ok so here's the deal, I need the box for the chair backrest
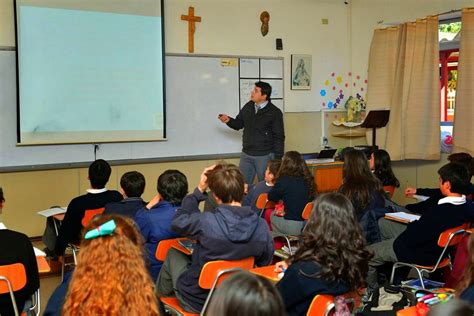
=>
[307,294,356,316]
[198,257,255,290]
[81,207,105,227]
[302,202,315,220]
[0,263,27,294]
[383,185,396,198]
[438,223,469,248]
[155,239,178,262]
[255,193,276,210]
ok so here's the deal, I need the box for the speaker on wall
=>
[276,38,283,50]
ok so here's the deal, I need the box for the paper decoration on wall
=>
[181,6,202,53]
[318,71,367,110]
[260,11,270,36]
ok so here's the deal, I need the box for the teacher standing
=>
[219,81,285,184]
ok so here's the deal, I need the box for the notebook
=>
[385,212,421,224]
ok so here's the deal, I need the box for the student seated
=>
[0,187,40,316]
[275,193,371,316]
[370,149,400,188]
[206,272,285,316]
[61,215,159,315]
[103,171,146,218]
[339,150,386,244]
[134,169,188,281]
[366,162,474,306]
[405,152,474,214]
[268,151,315,236]
[243,159,281,212]
[155,163,274,313]
[54,159,122,256]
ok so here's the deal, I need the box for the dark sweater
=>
[460,285,474,305]
[406,184,474,214]
[55,190,122,255]
[227,101,285,158]
[103,197,146,219]
[172,188,274,312]
[243,180,273,213]
[277,261,350,316]
[0,229,40,316]
[268,176,311,221]
[394,201,474,265]
[134,201,180,281]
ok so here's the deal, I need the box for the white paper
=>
[34,247,46,257]
[305,158,335,164]
[413,194,430,202]
[385,212,420,223]
[37,206,67,217]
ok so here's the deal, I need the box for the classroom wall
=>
[0,0,466,236]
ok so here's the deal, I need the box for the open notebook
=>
[385,212,421,224]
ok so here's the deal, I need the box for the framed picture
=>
[291,54,312,90]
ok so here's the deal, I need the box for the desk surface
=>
[250,265,281,283]
[397,306,418,316]
[36,256,51,273]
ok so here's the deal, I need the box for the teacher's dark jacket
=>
[227,101,285,158]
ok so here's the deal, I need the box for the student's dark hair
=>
[266,159,282,177]
[339,150,384,214]
[255,81,272,101]
[205,272,285,316]
[427,299,473,316]
[207,164,245,203]
[448,152,474,178]
[120,171,146,198]
[277,151,315,198]
[88,159,112,189]
[289,193,372,291]
[438,162,470,195]
[373,149,400,187]
[0,187,4,203]
[157,170,188,206]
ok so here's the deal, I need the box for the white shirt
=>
[255,101,269,113]
[438,195,466,205]
[86,188,108,194]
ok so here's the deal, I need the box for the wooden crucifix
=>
[181,6,201,53]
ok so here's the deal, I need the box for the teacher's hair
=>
[255,81,272,101]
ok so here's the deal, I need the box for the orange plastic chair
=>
[160,257,255,316]
[81,207,106,227]
[256,193,277,218]
[274,201,314,259]
[390,223,469,289]
[383,185,396,198]
[306,293,358,316]
[0,263,40,316]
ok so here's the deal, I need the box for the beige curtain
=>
[366,17,440,160]
[453,8,474,155]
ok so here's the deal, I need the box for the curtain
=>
[366,16,440,160]
[453,8,474,155]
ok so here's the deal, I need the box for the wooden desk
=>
[307,161,343,193]
[250,265,281,283]
[36,256,51,274]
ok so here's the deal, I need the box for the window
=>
[439,19,461,152]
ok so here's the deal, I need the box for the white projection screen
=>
[15,0,165,144]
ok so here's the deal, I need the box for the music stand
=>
[360,110,390,152]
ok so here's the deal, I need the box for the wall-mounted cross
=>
[181,6,201,53]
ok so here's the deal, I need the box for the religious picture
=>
[291,54,312,90]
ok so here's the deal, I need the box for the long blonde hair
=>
[62,215,159,315]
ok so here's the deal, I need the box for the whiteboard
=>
[261,59,283,78]
[239,58,259,78]
[0,52,283,169]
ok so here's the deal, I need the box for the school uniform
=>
[277,261,350,316]
[243,180,273,213]
[103,197,146,219]
[0,223,40,316]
